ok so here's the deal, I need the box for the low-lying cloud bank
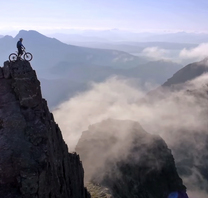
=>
[53,74,208,149]
[180,43,208,61]
[53,74,208,198]
[140,44,208,65]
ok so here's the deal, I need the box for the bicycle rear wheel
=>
[24,52,33,61]
[9,53,18,62]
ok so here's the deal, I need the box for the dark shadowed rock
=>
[0,60,90,198]
[76,119,186,198]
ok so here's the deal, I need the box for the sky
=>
[1,0,208,35]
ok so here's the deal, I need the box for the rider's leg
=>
[18,48,23,59]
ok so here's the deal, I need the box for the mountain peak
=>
[15,30,46,40]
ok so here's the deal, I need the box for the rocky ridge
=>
[163,58,208,87]
[0,60,90,198]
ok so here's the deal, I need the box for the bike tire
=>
[24,52,33,61]
[9,53,18,62]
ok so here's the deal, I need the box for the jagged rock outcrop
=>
[76,119,186,198]
[0,60,90,198]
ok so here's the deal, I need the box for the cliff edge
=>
[0,60,90,198]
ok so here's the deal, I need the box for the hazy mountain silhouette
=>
[47,60,182,108]
[48,33,110,43]
[61,41,197,54]
[163,58,208,87]
[40,78,87,108]
[48,29,208,43]
[146,32,208,44]
[0,35,14,57]
[13,30,146,71]
[51,60,182,85]
[147,58,208,99]
[126,60,182,84]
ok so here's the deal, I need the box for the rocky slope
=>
[147,58,208,101]
[76,119,186,198]
[146,58,208,193]
[163,58,208,87]
[0,60,90,198]
[165,83,208,193]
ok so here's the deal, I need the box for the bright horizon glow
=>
[1,0,208,35]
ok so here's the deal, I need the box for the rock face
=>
[166,85,208,192]
[76,119,186,198]
[0,60,90,198]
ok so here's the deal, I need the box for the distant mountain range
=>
[42,59,182,108]
[50,59,182,85]
[48,30,208,44]
[0,30,148,76]
[0,30,188,108]
[65,41,197,57]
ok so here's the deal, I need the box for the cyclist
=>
[16,38,25,58]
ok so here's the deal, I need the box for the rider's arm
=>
[20,42,25,49]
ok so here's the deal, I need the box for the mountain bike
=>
[9,48,33,62]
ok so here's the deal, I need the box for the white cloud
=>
[180,43,208,60]
[141,47,169,60]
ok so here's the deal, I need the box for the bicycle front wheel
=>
[24,52,33,61]
[9,53,18,62]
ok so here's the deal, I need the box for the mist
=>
[53,72,208,197]
[53,74,208,148]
